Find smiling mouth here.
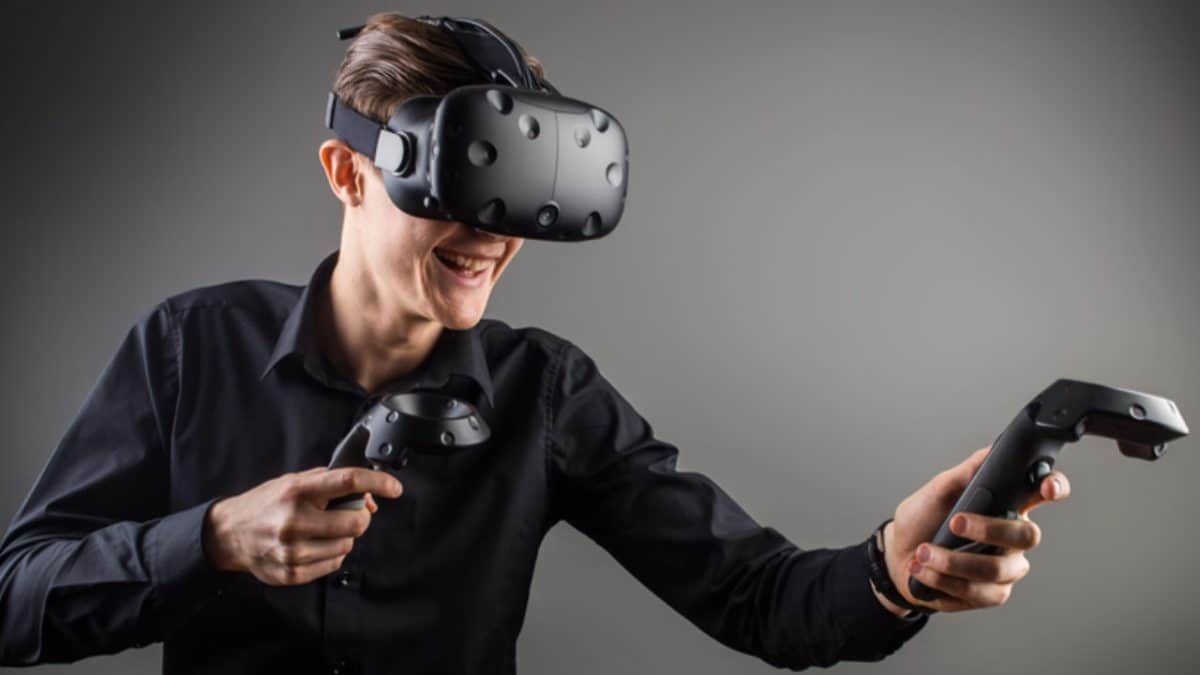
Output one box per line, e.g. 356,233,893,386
434,248,492,279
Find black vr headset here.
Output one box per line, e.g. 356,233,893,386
326,15,629,241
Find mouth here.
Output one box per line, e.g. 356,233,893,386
433,247,494,286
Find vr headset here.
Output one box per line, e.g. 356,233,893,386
326,15,629,241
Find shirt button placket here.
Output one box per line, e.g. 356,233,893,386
327,566,361,673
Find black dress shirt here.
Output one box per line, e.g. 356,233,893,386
0,249,928,673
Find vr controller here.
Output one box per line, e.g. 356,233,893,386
909,378,1189,603
326,391,491,510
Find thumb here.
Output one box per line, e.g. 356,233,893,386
938,445,992,496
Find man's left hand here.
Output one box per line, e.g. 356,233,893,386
879,445,1071,613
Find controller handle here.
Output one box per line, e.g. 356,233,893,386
326,390,492,510
909,378,1189,603
326,422,376,511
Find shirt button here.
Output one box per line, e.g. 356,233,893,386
335,570,353,588
331,658,354,675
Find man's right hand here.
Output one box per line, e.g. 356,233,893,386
201,467,404,586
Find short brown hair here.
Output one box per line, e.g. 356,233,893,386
332,13,547,126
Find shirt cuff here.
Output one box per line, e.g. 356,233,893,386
144,497,234,636
825,539,930,661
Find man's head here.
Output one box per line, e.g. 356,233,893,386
318,13,545,330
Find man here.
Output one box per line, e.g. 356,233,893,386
0,12,1070,674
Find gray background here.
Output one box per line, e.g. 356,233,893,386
2,0,1197,673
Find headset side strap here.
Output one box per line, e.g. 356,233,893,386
326,92,382,161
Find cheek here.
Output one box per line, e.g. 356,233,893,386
370,231,411,275
500,244,523,270
377,222,430,267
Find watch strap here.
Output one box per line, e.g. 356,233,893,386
865,518,936,618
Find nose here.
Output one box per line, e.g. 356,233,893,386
470,226,505,241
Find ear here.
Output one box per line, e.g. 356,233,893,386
318,139,366,208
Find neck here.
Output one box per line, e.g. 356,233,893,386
317,242,443,396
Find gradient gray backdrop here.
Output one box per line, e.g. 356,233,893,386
2,1,1197,673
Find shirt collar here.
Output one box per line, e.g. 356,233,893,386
259,248,495,408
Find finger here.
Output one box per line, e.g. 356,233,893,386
293,468,403,501
365,492,378,514
916,543,1030,584
937,446,993,497
287,508,372,540
1045,470,1070,500
1018,470,1071,516
950,512,1041,551
263,554,348,586
909,559,1013,608
267,537,355,567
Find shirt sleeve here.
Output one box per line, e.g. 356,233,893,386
546,341,929,670
0,302,229,665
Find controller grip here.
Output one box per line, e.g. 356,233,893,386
908,411,1053,602
326,424,370,511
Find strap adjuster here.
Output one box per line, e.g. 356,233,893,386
374,130,413,176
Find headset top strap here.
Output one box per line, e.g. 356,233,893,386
325,14,562,162
336,15,557,94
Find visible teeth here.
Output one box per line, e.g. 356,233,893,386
441,251,491,272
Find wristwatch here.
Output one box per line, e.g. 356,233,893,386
865,518,936,619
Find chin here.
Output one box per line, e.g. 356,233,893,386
438,308,486,331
